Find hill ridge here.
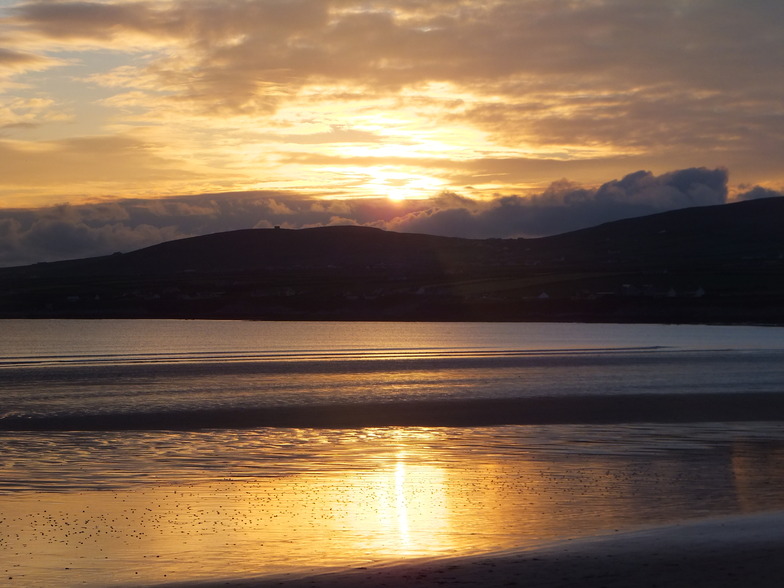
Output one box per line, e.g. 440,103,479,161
1,197,783,324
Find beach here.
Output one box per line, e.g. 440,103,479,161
172,511,784,588
3,320,784,587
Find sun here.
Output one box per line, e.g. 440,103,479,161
315,163,447,201
364,166,447,201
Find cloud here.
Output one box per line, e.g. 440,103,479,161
0,134,207,204
14,1,784,111
0,97,71,129
0,167,734,267
735,186,784,201
0,47,44,69
2,1,783,208
11,1,172,42
264,125,387,145
0,46,60,94
0,190,421,265
383,167,729,238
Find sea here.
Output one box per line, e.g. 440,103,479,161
2,320,784,587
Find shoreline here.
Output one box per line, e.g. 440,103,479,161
3,315,784,328
161,511,784,588
5,394,784,430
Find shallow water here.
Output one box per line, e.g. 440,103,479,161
3,423,784,587
2,321,784,587
3,320,784,425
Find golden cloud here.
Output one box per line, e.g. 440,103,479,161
0,1,782,204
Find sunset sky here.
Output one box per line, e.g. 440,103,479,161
1,0,782,266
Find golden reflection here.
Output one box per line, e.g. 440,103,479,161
731,439,784,513
1,433,465,586
7,426,784,587
357,449,452,555
395,455,410,547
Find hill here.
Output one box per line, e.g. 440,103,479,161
1,197,783,324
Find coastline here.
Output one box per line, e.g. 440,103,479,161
5,393,784,430
162,511,784,588
3,312,784,327
4,320,784,587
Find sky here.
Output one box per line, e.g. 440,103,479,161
1,0,783,266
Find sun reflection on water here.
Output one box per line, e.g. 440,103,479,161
395,455,410,547
5,424,784,587
362,449,452,556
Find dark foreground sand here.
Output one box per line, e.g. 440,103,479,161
166,511,784,588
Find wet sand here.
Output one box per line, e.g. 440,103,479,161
171,511,784,588
4,423,784,587
4,391,784,430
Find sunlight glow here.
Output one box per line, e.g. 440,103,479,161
321,164,448,201
8,421,775,587
395,452,411,546
0,0,780,208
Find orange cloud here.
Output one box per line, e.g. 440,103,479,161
0,0,782,207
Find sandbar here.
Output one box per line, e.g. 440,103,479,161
165,510,784,588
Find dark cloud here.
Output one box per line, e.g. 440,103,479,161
0,167,734,267
12,2,147,39
735,186,784,201
0,48,42,68
14,1,784,109
384,167,729,238
0,190,433,266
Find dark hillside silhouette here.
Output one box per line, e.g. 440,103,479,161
2,197,783,324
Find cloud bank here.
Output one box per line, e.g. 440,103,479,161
2,166,778,267
1,1,784,205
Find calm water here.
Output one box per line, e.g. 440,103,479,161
2,320,784,587
3,320,784,422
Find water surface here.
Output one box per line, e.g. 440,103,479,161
1,320,784,587
3,320,784,425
